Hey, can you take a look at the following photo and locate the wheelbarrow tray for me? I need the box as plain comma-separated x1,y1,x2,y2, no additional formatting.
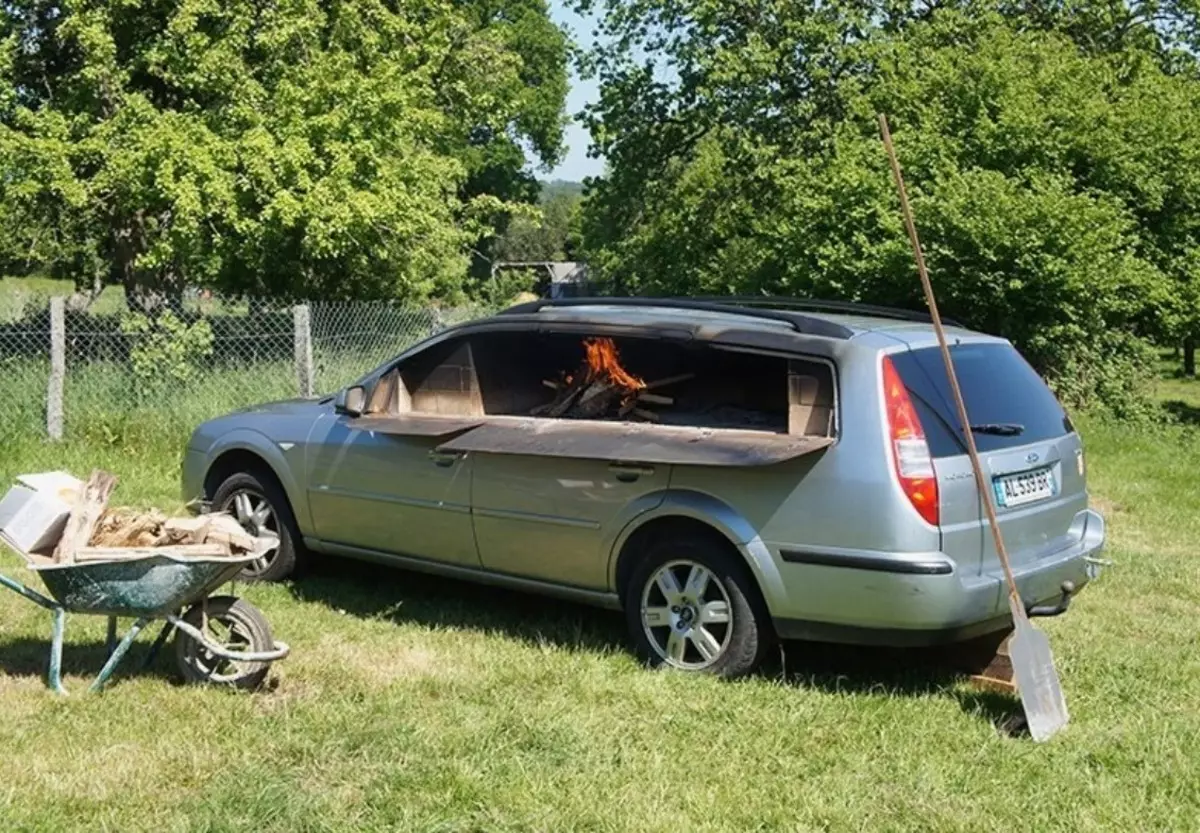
28,553,256,618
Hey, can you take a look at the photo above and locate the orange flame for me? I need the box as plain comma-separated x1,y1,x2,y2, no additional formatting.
583,337,645,391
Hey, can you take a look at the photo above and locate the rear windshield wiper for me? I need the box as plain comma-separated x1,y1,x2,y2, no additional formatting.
970,423,1025,436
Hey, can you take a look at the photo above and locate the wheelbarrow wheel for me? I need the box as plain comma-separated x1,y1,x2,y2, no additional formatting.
174,596,274,690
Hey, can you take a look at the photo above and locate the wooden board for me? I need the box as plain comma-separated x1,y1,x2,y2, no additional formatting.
435,418,835,467
347,414,486,439
54,470,118,564
74,543,230,563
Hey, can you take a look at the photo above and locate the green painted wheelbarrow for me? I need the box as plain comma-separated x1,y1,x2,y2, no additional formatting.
0,552,289,694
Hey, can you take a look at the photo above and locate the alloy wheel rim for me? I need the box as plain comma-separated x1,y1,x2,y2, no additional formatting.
640,560,733,670
219,488,279,576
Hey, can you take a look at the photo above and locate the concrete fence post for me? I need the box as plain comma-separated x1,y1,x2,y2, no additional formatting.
293,304,314,398
47,296,65,441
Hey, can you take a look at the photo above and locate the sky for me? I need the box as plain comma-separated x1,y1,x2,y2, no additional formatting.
546,3,604,183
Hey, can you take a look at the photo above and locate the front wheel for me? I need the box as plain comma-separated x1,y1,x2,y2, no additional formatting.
623,533,773,679
210,470,299,582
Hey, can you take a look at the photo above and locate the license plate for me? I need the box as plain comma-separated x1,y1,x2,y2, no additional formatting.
994,466,1055,508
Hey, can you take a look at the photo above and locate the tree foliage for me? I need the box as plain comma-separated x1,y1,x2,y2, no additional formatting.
576,0,1200,412
492,181,584,263
0,0,568,304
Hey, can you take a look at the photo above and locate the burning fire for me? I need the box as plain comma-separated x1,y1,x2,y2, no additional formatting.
583,337,645,391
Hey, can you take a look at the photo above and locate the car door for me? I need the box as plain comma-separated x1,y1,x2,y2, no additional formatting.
307,417,479,566
305,360,482,567
468,451,670,590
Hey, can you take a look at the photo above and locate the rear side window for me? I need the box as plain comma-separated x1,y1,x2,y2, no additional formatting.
890,343,1072,459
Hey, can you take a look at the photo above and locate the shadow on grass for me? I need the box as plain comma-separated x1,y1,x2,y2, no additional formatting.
1163,399,1200,426
291,559,1025,731
290,557,628,656
773,641,1024,734
0,626,179,689
954,690,1030,738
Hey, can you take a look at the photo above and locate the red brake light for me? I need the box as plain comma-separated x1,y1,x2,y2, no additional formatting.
882,356,939,525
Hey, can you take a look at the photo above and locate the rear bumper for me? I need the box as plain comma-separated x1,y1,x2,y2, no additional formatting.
768,508,1105,647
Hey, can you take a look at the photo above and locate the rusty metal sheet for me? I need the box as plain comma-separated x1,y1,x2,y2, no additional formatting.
347,414,485,439
435,417,834,467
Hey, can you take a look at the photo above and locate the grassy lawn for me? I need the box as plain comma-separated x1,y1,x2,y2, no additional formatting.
0,276,127,321
1,386,1199,830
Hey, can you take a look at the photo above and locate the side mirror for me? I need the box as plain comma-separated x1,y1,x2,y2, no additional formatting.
335,385,366,417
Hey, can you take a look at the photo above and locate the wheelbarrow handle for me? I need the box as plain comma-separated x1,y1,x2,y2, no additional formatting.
0,570,59,610
166,614,291,663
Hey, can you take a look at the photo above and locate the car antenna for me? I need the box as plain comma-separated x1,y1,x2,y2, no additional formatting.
879,113,1070,742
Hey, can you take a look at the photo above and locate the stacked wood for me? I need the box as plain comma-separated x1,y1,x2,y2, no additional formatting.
37,469,278,563
54,470,119,564
84,508,273,561
533,337,696,422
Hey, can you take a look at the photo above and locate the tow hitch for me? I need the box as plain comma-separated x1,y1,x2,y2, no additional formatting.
1027,580,1077,619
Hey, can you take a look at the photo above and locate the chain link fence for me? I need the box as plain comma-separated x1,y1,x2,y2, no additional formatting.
0,290,492,445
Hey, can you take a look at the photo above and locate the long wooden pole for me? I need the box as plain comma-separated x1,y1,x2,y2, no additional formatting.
877,114,1024,617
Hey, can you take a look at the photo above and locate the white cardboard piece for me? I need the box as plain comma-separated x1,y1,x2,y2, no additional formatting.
0,472,84,558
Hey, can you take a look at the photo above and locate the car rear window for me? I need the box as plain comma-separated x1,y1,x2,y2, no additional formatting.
890,343,1073,459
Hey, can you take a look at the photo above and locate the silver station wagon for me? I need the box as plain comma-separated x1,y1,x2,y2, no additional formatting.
182,297,1106,677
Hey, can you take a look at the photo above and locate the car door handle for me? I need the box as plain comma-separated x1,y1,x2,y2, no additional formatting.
429,451,465,468
609,463,655,482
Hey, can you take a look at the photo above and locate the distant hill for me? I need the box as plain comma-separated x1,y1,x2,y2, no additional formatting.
539,179,585,203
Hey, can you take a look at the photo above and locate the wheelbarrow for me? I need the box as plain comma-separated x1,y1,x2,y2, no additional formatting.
0,551,289,694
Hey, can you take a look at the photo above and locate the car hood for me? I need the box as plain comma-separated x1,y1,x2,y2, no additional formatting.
225,397,332,418
187,396,332,452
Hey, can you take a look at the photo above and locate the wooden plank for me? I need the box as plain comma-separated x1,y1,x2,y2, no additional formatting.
436,418,835,467
74,543,230,562
53,469,118,564
642,372,695,391
636,392,673,406
347,414,486,438
201,513,259,551
161,516,212,543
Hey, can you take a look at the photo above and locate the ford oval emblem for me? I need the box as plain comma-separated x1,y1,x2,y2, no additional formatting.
1026,452,1040,464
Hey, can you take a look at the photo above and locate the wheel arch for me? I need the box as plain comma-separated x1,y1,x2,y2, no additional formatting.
607,490,788,617
201,431,312,534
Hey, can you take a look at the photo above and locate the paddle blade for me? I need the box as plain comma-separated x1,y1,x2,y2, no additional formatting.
1008,598,1070,742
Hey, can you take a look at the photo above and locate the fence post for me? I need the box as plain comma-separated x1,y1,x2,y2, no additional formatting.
293,304,314,398
47,296,65,441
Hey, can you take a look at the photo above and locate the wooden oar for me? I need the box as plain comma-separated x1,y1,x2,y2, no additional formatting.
879,113,1069,742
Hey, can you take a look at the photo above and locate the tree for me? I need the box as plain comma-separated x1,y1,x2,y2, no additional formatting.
0,0,568,305
493,183,584,263
576,0,1200,413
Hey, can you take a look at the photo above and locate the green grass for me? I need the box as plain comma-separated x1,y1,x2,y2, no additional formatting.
0,276,127,321
1,388,1199,830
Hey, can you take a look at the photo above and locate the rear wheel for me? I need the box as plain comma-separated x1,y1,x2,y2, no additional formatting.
174,596,274,690
624,532,772,679
210,470,300,582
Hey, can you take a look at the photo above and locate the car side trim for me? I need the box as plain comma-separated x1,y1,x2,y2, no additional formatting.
306,485,470,515
316,540,623,610
473,506,601,530
779,548,954,575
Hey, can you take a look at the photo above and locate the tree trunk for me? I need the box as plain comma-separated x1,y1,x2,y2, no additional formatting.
1185,338,1196,378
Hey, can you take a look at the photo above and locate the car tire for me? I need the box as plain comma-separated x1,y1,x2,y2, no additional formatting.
623,532,772,679
210,469,302,583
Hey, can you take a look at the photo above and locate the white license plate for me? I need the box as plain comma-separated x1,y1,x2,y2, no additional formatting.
993,467,1055,508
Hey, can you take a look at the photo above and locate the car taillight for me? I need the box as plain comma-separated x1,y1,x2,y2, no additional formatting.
881,356,939,526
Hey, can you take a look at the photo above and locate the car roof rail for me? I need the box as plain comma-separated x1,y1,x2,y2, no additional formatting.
499,296,855,340
681,296,964,327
